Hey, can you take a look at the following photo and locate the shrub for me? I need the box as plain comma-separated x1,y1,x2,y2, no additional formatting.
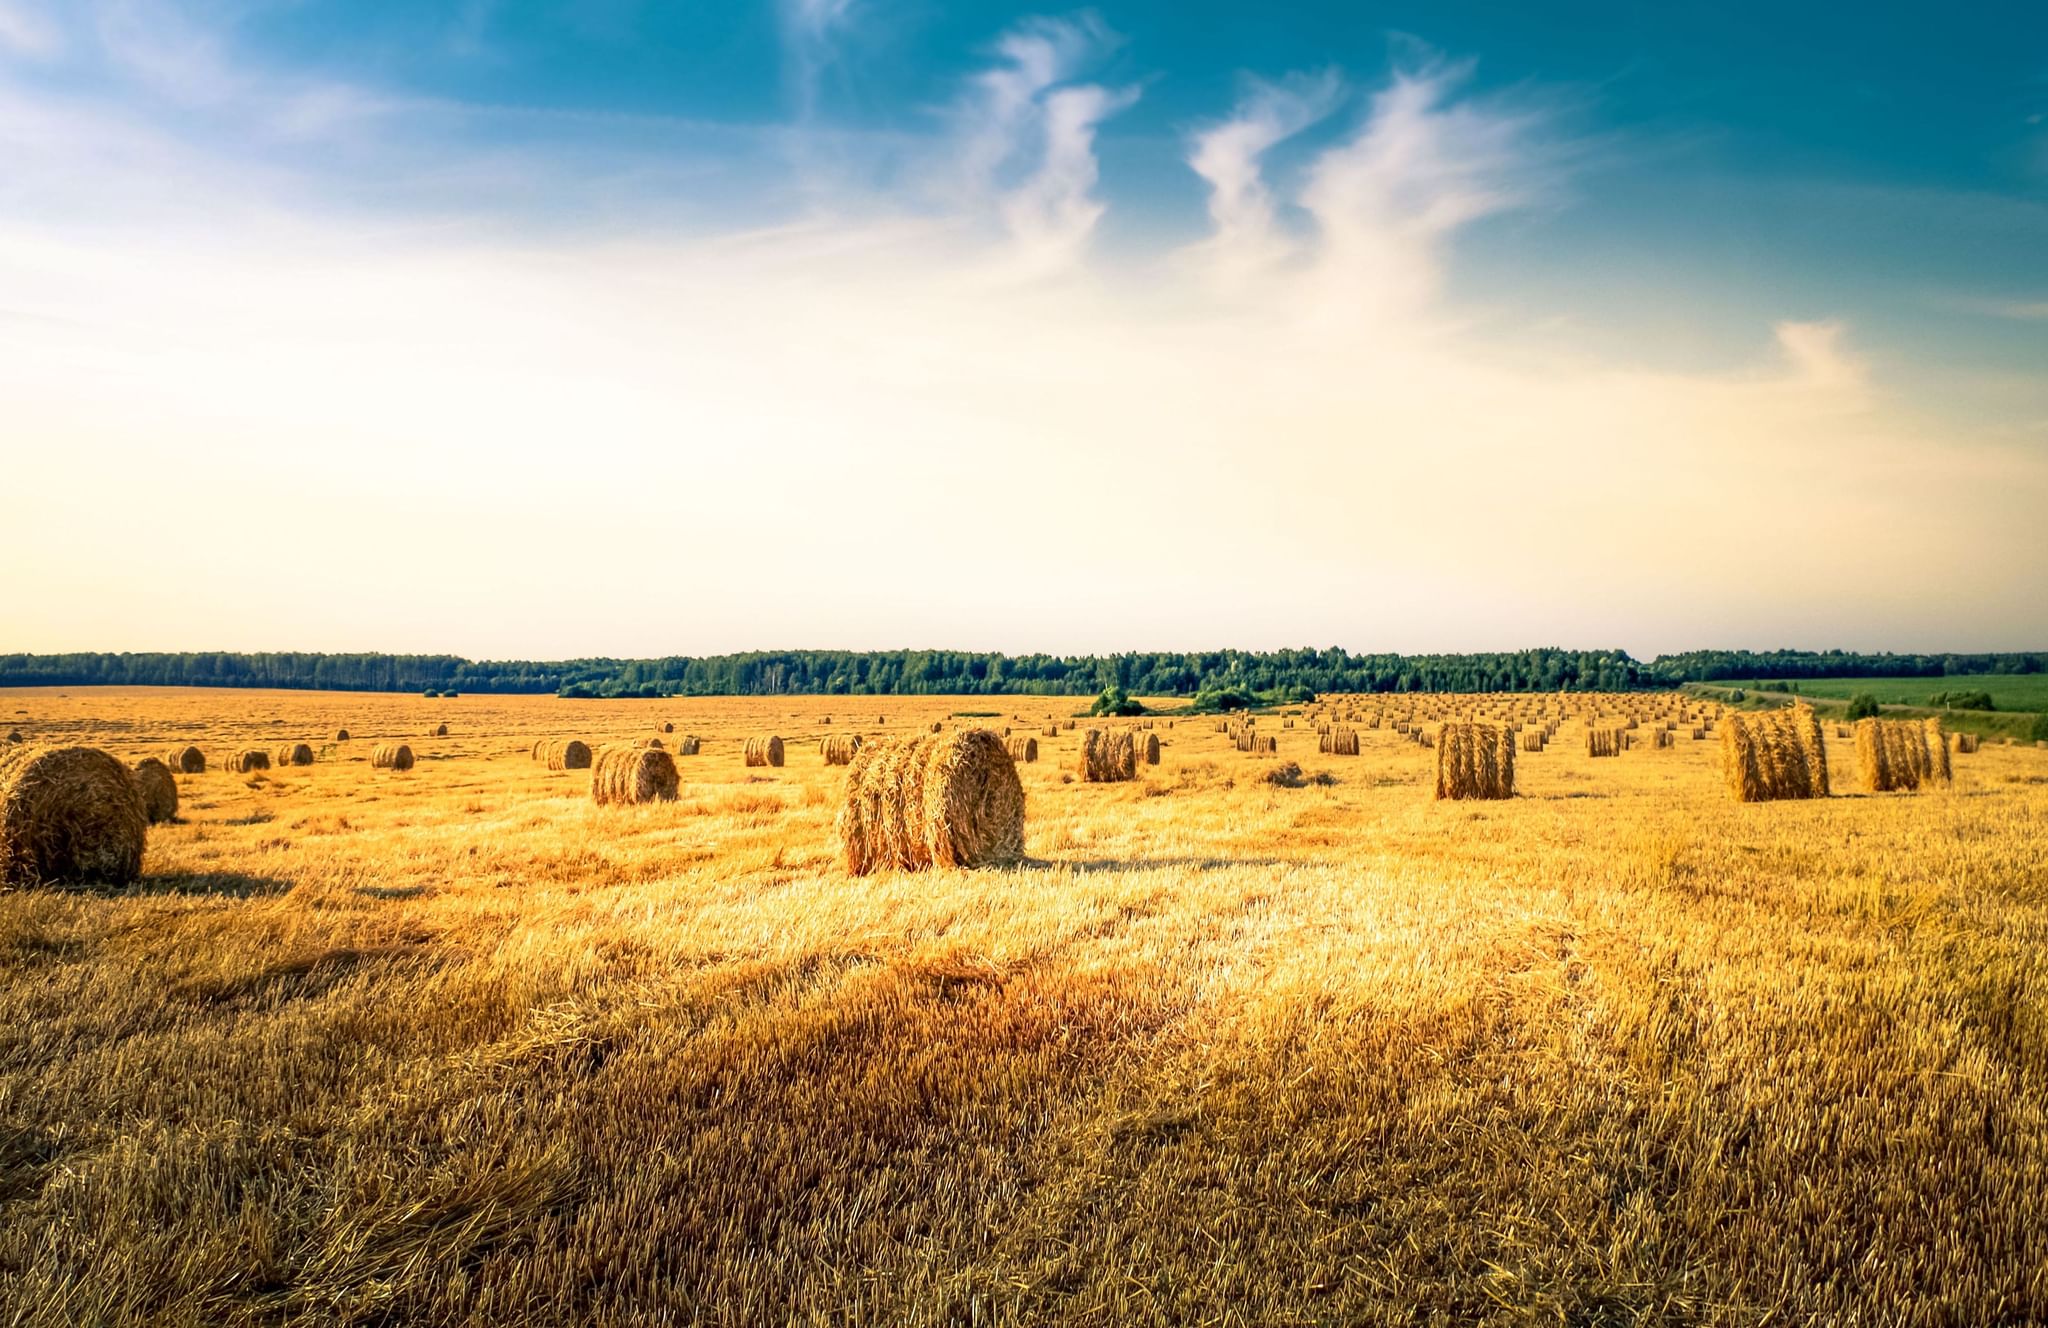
1845,693,1881,721
1087,686,1146,718
1929,690,1993,711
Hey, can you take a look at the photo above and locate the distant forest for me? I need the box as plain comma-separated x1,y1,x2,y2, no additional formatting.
2,649,2043,699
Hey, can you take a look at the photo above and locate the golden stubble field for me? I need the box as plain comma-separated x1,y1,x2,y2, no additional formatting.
2,686,2045,1326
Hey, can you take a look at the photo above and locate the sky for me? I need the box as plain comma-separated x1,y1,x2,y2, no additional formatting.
1,1,2044,662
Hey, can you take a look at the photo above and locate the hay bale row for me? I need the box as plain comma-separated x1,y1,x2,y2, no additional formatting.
1856,717,1950,793
1722,705,1828,802
1006,735,1038,763
371,744,414,771
1077,729,1138,783
592,744,679,805
535,738,592,771
273,743,314,767
1435,722,1515,801
0,746,147,888
821,735,864,766
745,736,785,768
132,757,178,824
226,750,271,774
837,729,1024,875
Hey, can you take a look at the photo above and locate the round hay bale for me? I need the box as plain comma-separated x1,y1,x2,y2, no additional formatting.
1006,735,1038,763
1137,732,1160,766
836,729,1025,875
645,737,665,750
821,735,864,766
334,729,350,742
677,736,701,756
170,746,205,774
592,745,679,806
371,744,414,771
1077,729,1137,783
132,757,179,824
537,739,592,771
0,746,147,888
226,750,271,774
432,724,449,737
5,730,21,744
274,743,315,767
745,736,785,768
660,722,674,734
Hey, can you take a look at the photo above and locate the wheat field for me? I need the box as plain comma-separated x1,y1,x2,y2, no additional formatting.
2,686,2045,1326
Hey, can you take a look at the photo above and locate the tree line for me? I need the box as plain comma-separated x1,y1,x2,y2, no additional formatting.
1,648,2039,699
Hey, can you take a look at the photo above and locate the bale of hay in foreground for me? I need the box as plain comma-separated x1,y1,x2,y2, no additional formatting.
1077,729,1138,783
1,746,147,888
837,729,1025,875
273,743,315,767
1855,717,1950,793
744,736,785,768
1722,705,1828,802
226,750,271,774
536,738,592,771
1006,735,1038,763
170,746,205,774
371,744,414,772
821,735,864,766
1435,722,1515,801
591,745,679,806
132,757,179,824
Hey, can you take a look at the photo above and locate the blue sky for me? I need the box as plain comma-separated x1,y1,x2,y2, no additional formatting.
1,1,2044,656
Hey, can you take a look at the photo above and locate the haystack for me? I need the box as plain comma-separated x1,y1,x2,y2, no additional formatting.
592,744,679,806
660,722,674,734
1006,736,1038,763
1435,722,1515,801
1957,733,1980,755
1723,705,1829,802
836,729,1025,875
537,738,592,771
1586,728,1624,759
335,729,350,742
1856,717,1950,793
821,735,864,766
1,746,146,888
433,724,448,737
677,736,701,756
274,743,315,767
170,746,205,774
1137,733,1161,765
371,744,414,771
132,757,179,824
1320,727,1359,756
226,750,271,773
1077,729,1138,782
1521,730,1545,753
745,736,785,768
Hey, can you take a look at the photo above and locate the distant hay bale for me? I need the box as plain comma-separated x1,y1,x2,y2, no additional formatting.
0,746,147,888
1042,725,1059,737
432,724,448,737
536,738,592,771
928,721,943,734
1137,732,1161,765
1006,735,1038,763
821,734,864,766
1319,727,1360,756
591,744,679,806
645,738,664,750
1435,722,1515,801
1855,717,1950,793
677,736,701,756
745,736,786,768
132,757,179,824
1234,732,1276,754
334,729,350,742
273,743,315,767
1957,732,1980,755
1077,729,1138,783
836,729,1025,876
371,744,414,772
226,749,271,774
4,731,19,744
660,722,674,733
170,746,205,774
1586,728,1625,759
1521,730,1545,753
1723,705,1829,802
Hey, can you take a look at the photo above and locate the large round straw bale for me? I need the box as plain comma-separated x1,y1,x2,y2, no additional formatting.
744,736,785,768
836,730,1024,875
226,749,271,773
170,746,205,774
592,744,679,806
821,735,864,766
537,738,592,771
1137,733,1161,765
371,744,414,771
1006,735,1038,763
132,757,179,824
274,743,315,767
0,746,147,888
1077,729,1138,782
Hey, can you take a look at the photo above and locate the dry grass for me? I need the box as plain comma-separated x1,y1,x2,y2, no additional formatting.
0,685,2044,1326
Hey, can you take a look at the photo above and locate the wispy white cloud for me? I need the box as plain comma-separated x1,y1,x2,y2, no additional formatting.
779,0,858,119
1183,70,1344,286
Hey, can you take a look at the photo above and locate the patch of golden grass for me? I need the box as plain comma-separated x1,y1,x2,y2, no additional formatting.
0,686,2043,1324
